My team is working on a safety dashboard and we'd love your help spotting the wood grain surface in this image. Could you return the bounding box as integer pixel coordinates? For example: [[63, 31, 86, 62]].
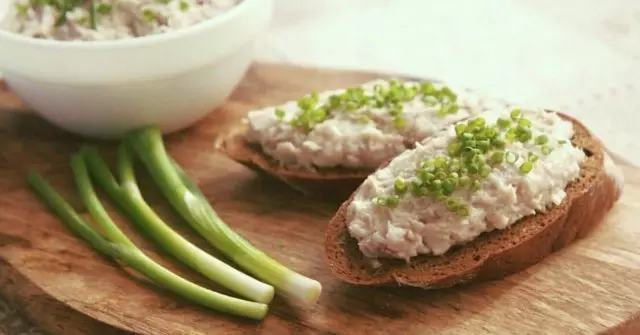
[[0, 63, 638, 335]]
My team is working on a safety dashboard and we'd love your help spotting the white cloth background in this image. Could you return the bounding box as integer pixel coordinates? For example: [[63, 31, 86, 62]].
[[0, 1, 639, 333]]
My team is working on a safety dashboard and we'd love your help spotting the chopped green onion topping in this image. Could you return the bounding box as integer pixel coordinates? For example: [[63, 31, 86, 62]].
[[142, 9, 158, 24], [437, 103, 460, 118], [470, 179, 482, 192], [393, 116, 407, 129], [535, 135, 548, 145], [505, 128, 517, 142], [458, 175, 471, 188], [492, 137, 506, 149], [367, 108, 567, 216], [516, 126, 532, 143], [277, 80, 460, 131], [97, 3, 113, 14], [448, 142, 461, 156], [497, 118, 511, 129], [489, 151, 505, 165], [456, 204, 470, 217], [52, 0, 81, 26], [394, 178, 407, 194], [510, 108, 521, 120], [274, 108, 286, 119], [386, 195, 400, 207], [14, 4, 29, 15], [375, 195, 400, 208], [518, 118, 531, 128], [75, 15, 89, 25], [519, 161, 533, 174], [357, 115, 371, 124], [410, 180, 424, 196]]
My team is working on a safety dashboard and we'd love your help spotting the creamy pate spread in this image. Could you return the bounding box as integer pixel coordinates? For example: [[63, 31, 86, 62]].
[[245, 79, 510, 171], [2, 0, 240, 41], [346, 108, 587, 260]]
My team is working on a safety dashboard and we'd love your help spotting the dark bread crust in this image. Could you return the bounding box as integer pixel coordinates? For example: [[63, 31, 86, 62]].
[[323, 111, 623, 288], [215, 126, 373, 201], [600, 313, 640, 335]]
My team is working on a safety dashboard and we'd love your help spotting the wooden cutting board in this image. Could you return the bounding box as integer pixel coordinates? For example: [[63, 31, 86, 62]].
[[0, 63, 638, 335]]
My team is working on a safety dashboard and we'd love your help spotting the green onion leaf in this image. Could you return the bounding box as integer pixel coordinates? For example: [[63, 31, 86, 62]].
[[126, 126, 322, 304], [83, 146, 275, 303], [27, 166, 268, 320]]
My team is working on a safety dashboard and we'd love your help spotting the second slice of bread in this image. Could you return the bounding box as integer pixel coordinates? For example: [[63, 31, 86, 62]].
[[324, 112, 623, 288], [216, 126, 374, 201]]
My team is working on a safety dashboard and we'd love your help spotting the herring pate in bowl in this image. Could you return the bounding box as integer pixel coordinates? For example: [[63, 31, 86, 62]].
[[0, 0, 272, 138]]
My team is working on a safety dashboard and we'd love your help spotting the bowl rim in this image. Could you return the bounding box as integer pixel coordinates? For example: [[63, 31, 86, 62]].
[[0, 0, 258, 49]]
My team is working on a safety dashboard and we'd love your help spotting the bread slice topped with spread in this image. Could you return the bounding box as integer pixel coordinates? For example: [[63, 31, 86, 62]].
[[216, 79, 510, 199], [325, 108, 624, 288]]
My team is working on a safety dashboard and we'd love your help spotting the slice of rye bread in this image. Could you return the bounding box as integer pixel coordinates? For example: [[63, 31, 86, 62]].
[[215, 86, 514, 201], [324, 111, 624, 288], [215, 126, 376, 201]]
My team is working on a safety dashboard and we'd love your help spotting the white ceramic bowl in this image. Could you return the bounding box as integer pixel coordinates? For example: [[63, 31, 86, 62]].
[[0, 0, 272, 139]]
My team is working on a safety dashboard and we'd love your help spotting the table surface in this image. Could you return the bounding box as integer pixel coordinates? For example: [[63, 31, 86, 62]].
[[1, 1, 640, 334]]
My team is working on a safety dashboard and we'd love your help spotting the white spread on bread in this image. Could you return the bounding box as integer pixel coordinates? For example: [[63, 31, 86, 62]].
[[345, 108, 587, 260], [245, 80, 509, 171]]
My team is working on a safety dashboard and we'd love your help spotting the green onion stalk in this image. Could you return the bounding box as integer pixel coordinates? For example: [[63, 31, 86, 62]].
[[126, 126, 322, 304], [26, 157, 268, 320], [81, 145, 274, 304]]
